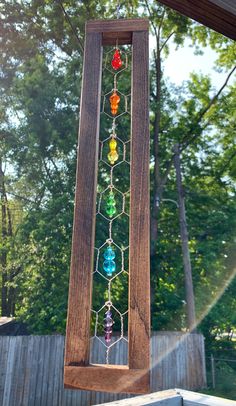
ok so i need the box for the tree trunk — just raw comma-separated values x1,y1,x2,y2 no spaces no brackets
174,144,196,332
151,43,162,257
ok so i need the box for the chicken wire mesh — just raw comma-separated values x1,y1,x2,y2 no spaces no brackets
90,45,131,365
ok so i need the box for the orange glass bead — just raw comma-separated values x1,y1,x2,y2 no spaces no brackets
109,91,120,116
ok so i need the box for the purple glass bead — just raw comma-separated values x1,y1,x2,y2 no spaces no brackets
105,310,112,318
104,309,114,344
105,332,112,343
105,321,113,328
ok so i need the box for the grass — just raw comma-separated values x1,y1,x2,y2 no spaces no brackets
201,360,236,401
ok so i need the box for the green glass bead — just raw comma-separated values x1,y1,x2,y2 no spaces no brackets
107,197,116,206
106,206,117,217
105,190,117,218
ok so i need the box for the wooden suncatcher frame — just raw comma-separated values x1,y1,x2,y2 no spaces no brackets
64,18,150,394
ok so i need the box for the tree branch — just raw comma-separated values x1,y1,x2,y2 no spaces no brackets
159,64,236,188
181,64,236,151
144,0,158,41
157,9,166,40
215,149,236,179
56,0,84,54
160,31,175,53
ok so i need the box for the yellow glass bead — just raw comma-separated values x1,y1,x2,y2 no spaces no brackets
107,136,119,165
108,150,119,165
109,138,117,150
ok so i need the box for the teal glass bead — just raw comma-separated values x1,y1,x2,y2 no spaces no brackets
103,260,116,276
104,247,115,260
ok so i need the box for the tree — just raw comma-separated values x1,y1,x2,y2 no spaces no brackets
174,144,196,331
0,0,235,338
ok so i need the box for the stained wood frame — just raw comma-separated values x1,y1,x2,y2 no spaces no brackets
64,18,150,394
157,0,236,40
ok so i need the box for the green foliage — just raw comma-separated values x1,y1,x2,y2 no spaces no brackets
0,0,236,354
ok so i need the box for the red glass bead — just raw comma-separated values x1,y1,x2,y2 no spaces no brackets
111,49,122,70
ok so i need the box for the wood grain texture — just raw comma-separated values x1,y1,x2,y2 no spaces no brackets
178,388,236,405
129,29,150,375
98,390,182,406
102,32,132,45
210,0,236,15
157,0,236,40
86,18,149,33
64,31,102,367
65,20,150,393
64,365,150,394
0,334,206,405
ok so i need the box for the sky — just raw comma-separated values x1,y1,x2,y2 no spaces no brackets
164,39,219,85
149,37,235,89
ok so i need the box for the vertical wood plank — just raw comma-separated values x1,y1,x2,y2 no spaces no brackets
0,334,207,404
10,336,23,405
41,336,51,405
3,337,17,406
0,337,10,405
129,29,150,373
34,336,45,406
15,336,28,406
53,336,63,406
65,31,102,366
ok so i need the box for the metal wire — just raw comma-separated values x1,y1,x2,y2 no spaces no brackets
90,46,131,365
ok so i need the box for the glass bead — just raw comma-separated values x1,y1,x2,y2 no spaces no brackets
104,309,114,343
104,247,115,260
105,310,112,318
104,321,113,328
105,191,117,218
108,150,119,165
109,91,120,116
111,49,122,70
106,206,117,217
105,332,112,343
105,327,112,334
103,260,116,276
109,138,117,150
107,194,116,206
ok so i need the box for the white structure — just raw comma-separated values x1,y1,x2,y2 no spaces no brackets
98,389,236,406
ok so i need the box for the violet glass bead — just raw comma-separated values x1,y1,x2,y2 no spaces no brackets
105,332,112,343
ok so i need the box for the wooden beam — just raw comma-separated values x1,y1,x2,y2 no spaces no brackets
157,0,236,41
210,0,236,15
64,365,149,394
102,32,132,46
64,31,102,367
86,18,149,46
129,30,150,374
177,388,235,405
86,18,149,33
64,18,151,394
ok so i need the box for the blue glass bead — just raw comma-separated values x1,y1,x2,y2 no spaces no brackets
104,247,115,260
103,260,116,276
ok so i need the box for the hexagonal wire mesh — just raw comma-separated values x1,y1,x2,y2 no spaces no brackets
90,45,131,365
